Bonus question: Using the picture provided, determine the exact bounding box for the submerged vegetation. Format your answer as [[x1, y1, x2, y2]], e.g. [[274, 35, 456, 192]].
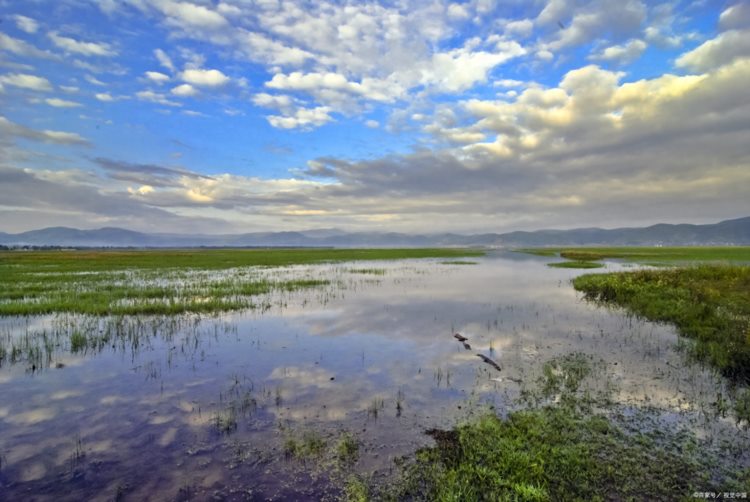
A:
[[574, 265, 750, 382], [0, 248, 482, 316]]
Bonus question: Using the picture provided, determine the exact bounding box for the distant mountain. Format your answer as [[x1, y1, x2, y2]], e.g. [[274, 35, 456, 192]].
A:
[[1, 216, 749, 248]]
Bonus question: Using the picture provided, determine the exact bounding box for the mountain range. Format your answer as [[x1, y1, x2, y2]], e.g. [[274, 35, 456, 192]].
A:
[[1, 216, 749, 248]]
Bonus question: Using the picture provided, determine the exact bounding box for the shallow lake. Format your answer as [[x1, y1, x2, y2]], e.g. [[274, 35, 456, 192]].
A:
[[0, 251, 745, 500]]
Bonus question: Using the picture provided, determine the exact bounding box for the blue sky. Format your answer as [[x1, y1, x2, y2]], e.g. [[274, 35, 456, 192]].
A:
[[1, 0, 749, 234]]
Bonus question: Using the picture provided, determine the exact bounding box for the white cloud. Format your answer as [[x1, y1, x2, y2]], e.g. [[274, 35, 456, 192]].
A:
[[95, 92, 128, 102], [136, 90, 181, 106], [85, 75, 106, 86], [365, 119, 379, 128], [180, 68, 230, 87], [156, 0, 229, 30], [589, 39, 647, 65], [154, 49, 175, 72], [267, 106, 333, 129], [171, 84, 198, 97], [0, 73, 53, 92], [252, 93, 295, 111], [541, 0, 647, 51], [0, 33, 54, 59], [447, 4, 470, 20], [60, 85, 79, 93], [48, 32, 117, 57], [44, 98, 82, 108], [422, 42, 526, 92], [504, 19, 534, 38], [676, 29, 750, 72], [13, 15, 39, 34], [145, 71, 170, 84]]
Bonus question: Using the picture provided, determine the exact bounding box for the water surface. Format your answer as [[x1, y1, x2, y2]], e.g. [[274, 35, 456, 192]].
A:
[[0, 251, 744, 500]]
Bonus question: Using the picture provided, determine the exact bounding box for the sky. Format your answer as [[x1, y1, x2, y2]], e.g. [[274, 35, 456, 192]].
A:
[[0, 0, 749, 235]]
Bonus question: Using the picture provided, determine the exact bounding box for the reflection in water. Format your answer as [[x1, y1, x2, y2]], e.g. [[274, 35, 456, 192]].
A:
[[0, 252, 746, 500]]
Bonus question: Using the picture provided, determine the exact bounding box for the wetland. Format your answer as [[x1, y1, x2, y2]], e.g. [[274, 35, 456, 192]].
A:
[[0, 247, 749, 500]]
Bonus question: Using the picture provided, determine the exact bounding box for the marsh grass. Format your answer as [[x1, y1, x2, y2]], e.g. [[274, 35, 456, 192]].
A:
[[284, 431, 327, 459], [547, 260, 604, 269], [336, 433, 360, 464], [0, 248, 481, 316], [573, 265, 750, 382], [520, 246, 750, 264], [359, 353, 742, 502], [347, 268, 387, 275]]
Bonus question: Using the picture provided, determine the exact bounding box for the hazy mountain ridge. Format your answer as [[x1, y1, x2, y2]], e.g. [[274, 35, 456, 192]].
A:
[[1, 217, 749, 248]]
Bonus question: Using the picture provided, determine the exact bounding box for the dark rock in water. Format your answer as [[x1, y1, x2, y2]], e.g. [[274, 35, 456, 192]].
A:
[[462, 342, 471, 350], [56, 362, 66, 369], [477, 354, 502, 371], [453, 333, 468, 342]]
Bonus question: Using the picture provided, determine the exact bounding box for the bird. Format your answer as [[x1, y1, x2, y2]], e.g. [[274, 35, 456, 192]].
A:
[[453, 333, 468, 342], [477, 354, 502, 372]]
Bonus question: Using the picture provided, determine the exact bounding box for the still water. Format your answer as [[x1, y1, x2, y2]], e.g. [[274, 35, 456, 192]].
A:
[[0, 251, 742, 500]]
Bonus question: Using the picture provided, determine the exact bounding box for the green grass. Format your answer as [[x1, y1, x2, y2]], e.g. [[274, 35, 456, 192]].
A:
[[284, 431, 327, 459], [440, 260, 478, 265], [0, 248, 483, 272], [520, 246, 750, 264], [515, 248, 559, 257], [0, 248, 482, 316], [348, 268, 387, 275], [336, 433, 360, 464], [573, 265, 750, 382], [357, 352, 743, 502], [547, 260, 604, 269], [382, 408, 715, 501]]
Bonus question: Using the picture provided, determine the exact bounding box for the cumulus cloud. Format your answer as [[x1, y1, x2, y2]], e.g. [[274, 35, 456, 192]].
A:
[[155, 0, 229, 30], [267, 106, 333, 129], [252, 93, 295, 111], [676, 29, 750, 72], [48, 32, 117, 57], [0, 73, 53, 92], [589, 39, 647, 65], [540, 0, 647, 51], [422, 42, 526, 92], [145, 71, 170, 84], [171, 83, 198, 97], [99, 0, 532, 126], [180, 68, 230, 87]]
